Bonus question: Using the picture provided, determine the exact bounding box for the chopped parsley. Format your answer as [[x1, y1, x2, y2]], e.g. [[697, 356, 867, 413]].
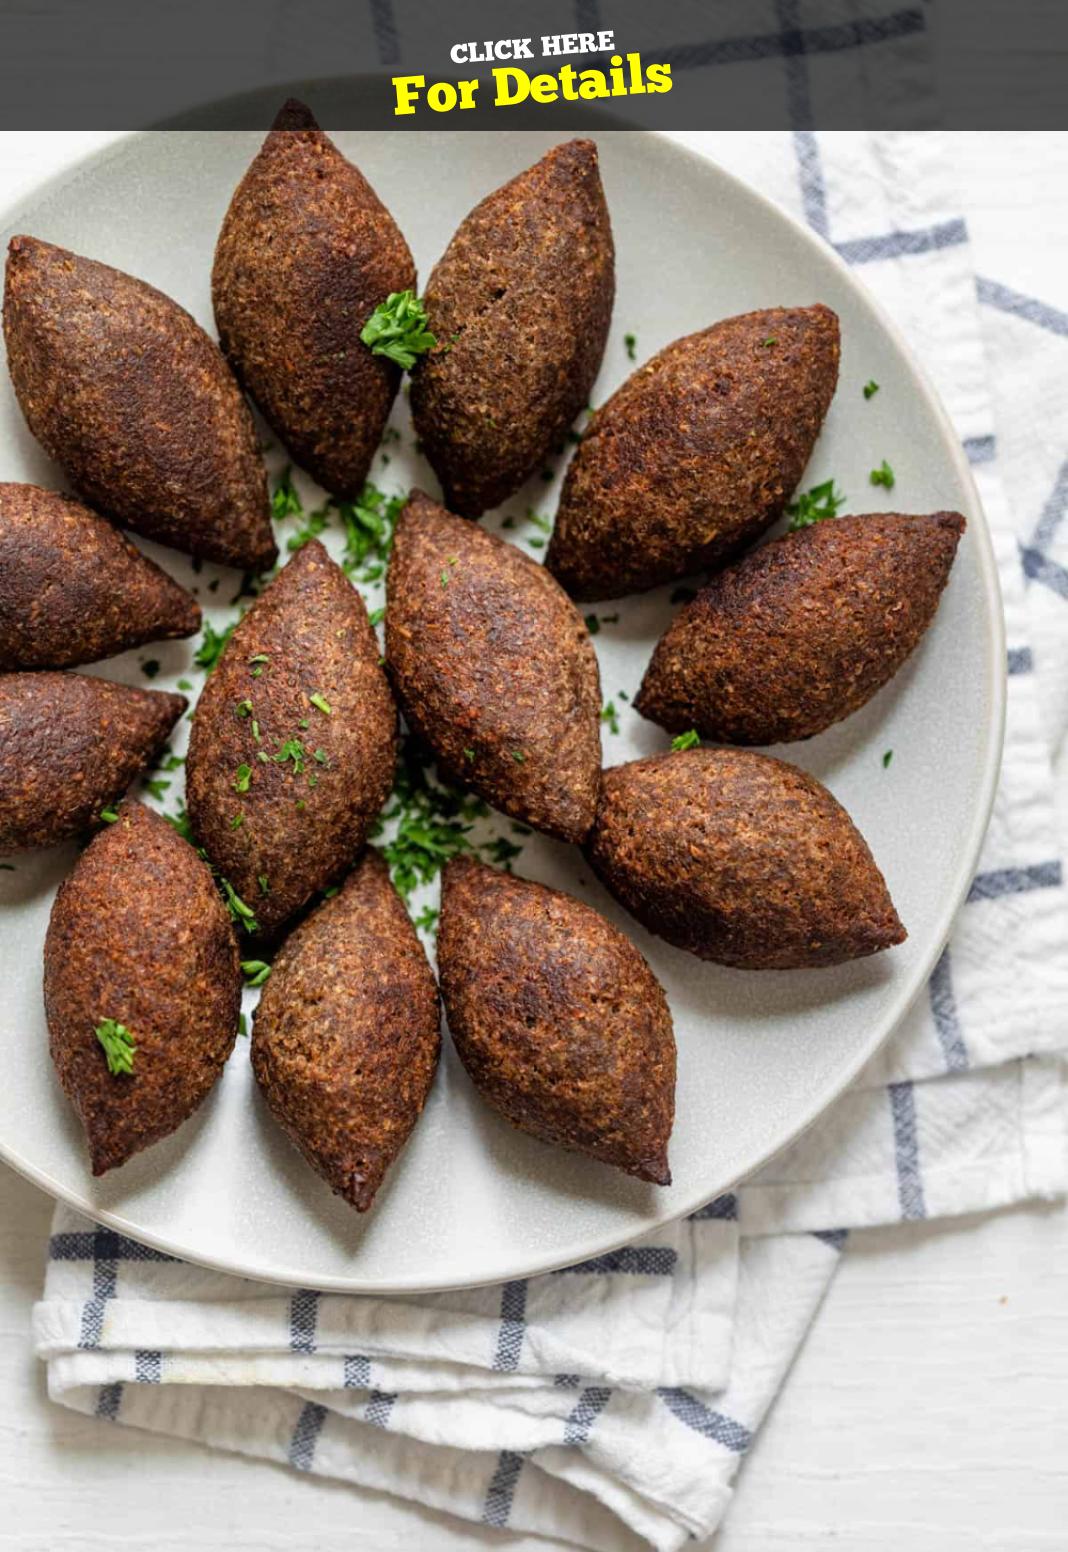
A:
[[233, 764, 252, 794], [272, 738, 306, 775], [271, 465, 303, 521], [882, 749, 894, 768], [763, 335, 777, 347], [371, 738, 483, 901], [601, 701, 620, 735], [141, 659, 160, 680], [786, 479, 845, 531], [221, 879, 259, 934], [512, 750, 526, 764], [624, 331, 637, 360], [485, 837, 523, 867], [142, 778, 170, 801], [463, 747, 476, 762], [164, 804, 194, 843], [237, 1013, 248, 1039], [369, 606, 385, 627], [286, 503, 331, 554], [671, 729, 701, 752], [413, 905, 439, 933], [95, 1018, 136, 1076], [236, 699, 252, 718], [194, 620, 237, 672], [241, 960, 271, 987], [257, 874, 270, 895], [309, 692, 332, 716], [360, 290, 437, 369], [870, 459, 895, 490], [177, 678, 193, 692], [230, 813, 244, 830], [99, 807, 120, 824], [863, 380, 880, 400]]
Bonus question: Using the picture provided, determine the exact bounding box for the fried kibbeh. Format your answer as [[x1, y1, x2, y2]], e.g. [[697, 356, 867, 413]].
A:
[[213, 100, 416, 498], [386, 491, 601, 843], [251, 849, 440, 1212], [586, 749, 905, 969], [410, 139, 614, 516], [0, 673, 185, 852], [439, 856, 675, 1185], [636, 512, 966, 745], [44, 800, 241, 1174], [3, 236, 275, 571], [186, 540, 396, 938], [0, 482, 200, 670], [546, 305, 840, 599]]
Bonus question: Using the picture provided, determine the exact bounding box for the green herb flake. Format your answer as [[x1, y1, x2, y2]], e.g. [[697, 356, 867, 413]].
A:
[[237, 1012, 248, 1039], [236, 699, 253, 718], [360, 290, 437, 370], [671, 729, 701, 752], [241, 959, 271, 987], [584, 614, 601, 636], [786, 479, 846, 531], [272, 738, 306, 775], [512, 750, 526, 764], [882, 749, 894, 768], [463, 747, 476, 763], [164, 804, 194, 843], [233, 764, 252, 794], [483, 837, 523, 866], [221, 879, 259, 934], [413, 905, 439, 933], [257, 874, 270, 895], [309, 692, 333, 716], [624, 331, 637, 360], [95, 1018, 136, 1076], [141, 659, 161, 680], [230, 812, 244, 830], [863, 380, 880, 400], [177, 678, 193, 692], [601, 701, 620, 735], [371, 738, 487, 903], [143, 777, 170, 801], [763, 335, 777, 347], [869, 459, 895, 490], [99, 807, 120, 824], [313, 748, 330, 766], [271, 466, 303, 521], [369, 606, 385, 627], [194, 620, 237, 673]]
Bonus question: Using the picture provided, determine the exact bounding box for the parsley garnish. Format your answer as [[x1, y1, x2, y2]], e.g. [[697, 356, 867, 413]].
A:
[[371, 738, 482, 901], [236, 699, 252, 718], [233, 764, 252, 793], [360, 290, 437, 369], [194, 620, 237, 672], [485, 837, 523, 866], [512, 750, 526, 763], [786, 479, 845, 531], [237, 1013, 248, 1039], [164, 804, 194, 842], [143, 778, 170, 801], [463, 747, 476, 762], [271, 466, 302, 521], [241, 960, 271, 987], [870, 460, 895, 490], [257, 874, 270, 895], [882, 749, 894, 768], [230, 813, 244, 829], [95, 1018, 136, 1076], [99, 807, 119, 824], [413, 905, 438, 932], [286, 503, 331, 554], [624, 332, 637, 360], [177, 678, 193, 692], [601, 701, 620, 735], [272, 738, 306, 775], [221, 879, 259, 934], [763, 335, 777, 347], [309, 693, 332, 716], [142, 659, 160, 680], [671, 729, 701, 751], [863, 380, 880, 400]]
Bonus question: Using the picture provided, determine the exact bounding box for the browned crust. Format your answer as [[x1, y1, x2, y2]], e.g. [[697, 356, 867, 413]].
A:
[[438, 855, 675, 1184], [251, 848, 440, 1212], [636, 512, 966, 744], [0, 673, 185, 853], [410, 139, 615, 516], [3, 236, 275, 571], [0, 481, 201, 670], [43, 800, 241, 1174], [385, 490, 601, 843], [546, 305, 841, 600], [586, 748, 905, 970], [185, 540, 397, 938], [213, 104, 416, 497]]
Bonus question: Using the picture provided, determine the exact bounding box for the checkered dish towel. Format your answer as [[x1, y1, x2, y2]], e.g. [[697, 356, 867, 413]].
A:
[[34, 129, 1068, 1552]]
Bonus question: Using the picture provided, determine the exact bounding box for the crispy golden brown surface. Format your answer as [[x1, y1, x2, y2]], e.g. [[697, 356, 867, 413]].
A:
[[586, 748, 905, 969], [3, 236, 275, 571], [0, 482, 200, 670], [43, 800, 241, 1174], [410, 139, 614, 516], [439, 855, 675, 1184], [213, 101, 416, 498], [636, 512, 966, 744], [385, 490, 602, 843], [546, 305, 840, 599], [252, 848, 440, 1212], [185, 540, 396, 938], [0, 673, 185, 852]]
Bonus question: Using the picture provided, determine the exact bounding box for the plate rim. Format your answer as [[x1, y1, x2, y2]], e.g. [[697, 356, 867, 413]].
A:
[[0, 128, 1007, 1292]]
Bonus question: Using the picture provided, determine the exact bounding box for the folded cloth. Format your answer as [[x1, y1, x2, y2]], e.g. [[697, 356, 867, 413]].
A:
[[35, 127, 1068, 1550]]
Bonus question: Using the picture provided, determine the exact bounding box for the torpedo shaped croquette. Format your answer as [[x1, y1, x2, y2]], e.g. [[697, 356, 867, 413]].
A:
[[636, 512, 966, 744], [213, 100, 416, 497], [185, 540, 396, 938], [385, 491, 601, 843], [0, 673, 185, 852], [410, 139, 614, 516], [44, 800, 241, 1174], [251, 849, 440, 1212], [3, 236, 275, 571], [586, 748, 905, 969], [438, 855, 675, 1185], [0, 482, 200, 670], [546, 305, 840, 599]]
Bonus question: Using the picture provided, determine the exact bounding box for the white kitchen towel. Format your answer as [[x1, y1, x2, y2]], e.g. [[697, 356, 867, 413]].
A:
[[35, 126, 1068, 1552]]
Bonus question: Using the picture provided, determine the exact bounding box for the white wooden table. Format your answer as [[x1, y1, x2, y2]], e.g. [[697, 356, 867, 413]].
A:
[[2, 131, 1067, 1550]]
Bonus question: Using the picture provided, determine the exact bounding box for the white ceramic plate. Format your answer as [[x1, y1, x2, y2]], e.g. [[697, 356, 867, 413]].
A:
[[0, 131, 1004, 1291]]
